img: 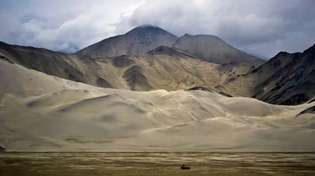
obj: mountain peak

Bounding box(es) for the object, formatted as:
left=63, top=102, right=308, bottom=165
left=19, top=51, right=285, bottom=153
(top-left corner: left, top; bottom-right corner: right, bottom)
left=77, top=25, right=262, bottom=65
left=78, top=25, right=177, bottom=58
left=303, top=43, right=315, bottom=55
left=126, top=25, right=175, bottom=36
left=132, top=24, right=160, bottom=30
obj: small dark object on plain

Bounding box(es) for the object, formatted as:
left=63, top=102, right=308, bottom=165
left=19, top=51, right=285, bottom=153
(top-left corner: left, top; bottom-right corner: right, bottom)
left=0, top=145, right=5, bottom=152
left=181, top=164, right=190, bottom=170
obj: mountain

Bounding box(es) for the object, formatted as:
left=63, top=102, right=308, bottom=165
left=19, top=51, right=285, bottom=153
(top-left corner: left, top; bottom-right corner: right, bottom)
left=220, top=44, right=315, bottom=105
left=77, top=25, right=178, bottom=58
left=0, top=41, right=250, bottom=92
left=78, top=25, right=264, bottom=66
left=1, top=58, right=315, bottom=152
left=1, top=24, right=315, bottom=152
left=253, top=44, right=315, bottom=105
left=1, top=25, right=314, bottom=105
left=0, top=41, right=88, bottom=82
left=173, top=34, right=264, bottom=65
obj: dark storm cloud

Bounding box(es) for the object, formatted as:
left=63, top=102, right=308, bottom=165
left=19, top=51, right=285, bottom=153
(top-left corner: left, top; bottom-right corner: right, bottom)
left=0, top=0, right=314, bottom=57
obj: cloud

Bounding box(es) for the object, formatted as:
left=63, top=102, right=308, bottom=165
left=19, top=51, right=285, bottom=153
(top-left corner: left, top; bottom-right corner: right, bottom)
left=0, top=0, right=141, bottom=52
left=117, top=0, right=315, bottom=57
left=0, top=0, right=314, bottom=57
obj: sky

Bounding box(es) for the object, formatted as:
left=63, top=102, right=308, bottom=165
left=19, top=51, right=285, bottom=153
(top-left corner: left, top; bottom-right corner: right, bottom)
left=0, top=0, right=314, bottom=58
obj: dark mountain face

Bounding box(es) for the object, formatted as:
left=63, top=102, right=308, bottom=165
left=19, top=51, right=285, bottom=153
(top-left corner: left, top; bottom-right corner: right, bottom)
left=77, top=25, right=178, bottom=58
left=0, top=41, right=87, bottom=83
left=253, top=44, right=315, bottom=105
left=221, top=43, right=315, bottom=105
left=173, top=34, right=264, bottom=65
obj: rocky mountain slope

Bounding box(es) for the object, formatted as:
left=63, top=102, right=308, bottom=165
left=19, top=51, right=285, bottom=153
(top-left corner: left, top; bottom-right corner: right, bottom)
left=1, top=59, right=315, bottom=152
left=1, top=25, right=315, bottom=105
left=0, top=41, right=249, bottom=92
left=173, top=34, right=264, bottom=65
left=220, top=44, right=315, bottom=105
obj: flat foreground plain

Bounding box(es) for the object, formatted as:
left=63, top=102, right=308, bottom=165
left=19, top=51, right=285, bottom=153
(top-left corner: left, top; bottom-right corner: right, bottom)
left=1, top=152, right=315, bottom=176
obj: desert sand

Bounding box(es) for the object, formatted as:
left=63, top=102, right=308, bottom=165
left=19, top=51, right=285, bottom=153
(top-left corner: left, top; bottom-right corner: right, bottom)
left=0, top=59, right=315, bottom=152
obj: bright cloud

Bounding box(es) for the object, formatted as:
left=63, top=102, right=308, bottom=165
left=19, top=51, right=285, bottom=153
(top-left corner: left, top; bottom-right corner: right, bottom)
left=0, top=0, right=314, bottom=57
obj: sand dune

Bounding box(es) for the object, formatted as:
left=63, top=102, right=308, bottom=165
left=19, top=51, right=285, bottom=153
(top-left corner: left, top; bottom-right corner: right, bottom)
left=0, top=59, right=315, bottom=152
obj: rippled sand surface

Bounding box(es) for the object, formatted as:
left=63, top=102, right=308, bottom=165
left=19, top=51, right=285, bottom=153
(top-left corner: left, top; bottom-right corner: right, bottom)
left=1, top=153, right=315, bottom=176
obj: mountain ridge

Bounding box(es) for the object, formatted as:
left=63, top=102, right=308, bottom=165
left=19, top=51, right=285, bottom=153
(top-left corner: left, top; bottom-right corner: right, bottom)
left=77, top=25, right=264, bottom=66
left=0, top=39, right=250, bottom=92
left=220, top=43, right=315, bottom=105
left=173, top=33, right=264, bottom=65
left=1, top=25, right=314, bottom=105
